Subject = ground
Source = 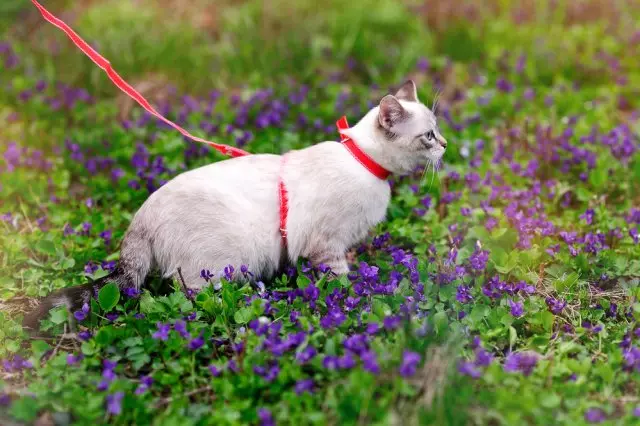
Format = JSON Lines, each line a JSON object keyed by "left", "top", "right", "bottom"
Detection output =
{"left": 1, "top": 0, "right": 640, "bottom": 425}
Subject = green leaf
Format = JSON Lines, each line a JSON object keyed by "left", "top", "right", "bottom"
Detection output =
{"left": 98, "top": 283, "right": 120, "bottom": 312}
{"left": 36, "top": 240, "right": 57, "bottom": 256}
{"left": 10, "top": 397, "right": 39, "bottom": 422}
{"left": 81, "top": 341, "right": 96, "bottom": 356}
{"left": 49, "top": 307, "right": 68, "bottom": 325}
{"left": 509, "top": 326, "right": 517, "bottom": 347}
{"left": 31, "top": 340, "right": 51, "bottom": 359}
{"left": 60, "top": 257, "right": 76, "bottom": 270}
{"left": 233, "top": 307, "right": 253, "bottom": 324}
{"left": 588, "top": 162, "right": 607, "bottom": 190}
{"left": 554, "top": 272, "right": 579, "bottom": 291}
{"left": 539, "top": 392, "right": 561, "bottom": 408}
{"left": 95, "top": 327, "right": 115, "bottom": 346}
{"left": 432, "top": 311, "right": 448, "bottom": 333}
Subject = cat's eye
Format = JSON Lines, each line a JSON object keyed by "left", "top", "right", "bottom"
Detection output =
{"left": 425, "top": 130, "right": 435, "bottom": 141}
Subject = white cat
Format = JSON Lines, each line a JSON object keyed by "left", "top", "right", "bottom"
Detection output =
{"left": 24, "top": 80, "right": 447, "bottom": 328}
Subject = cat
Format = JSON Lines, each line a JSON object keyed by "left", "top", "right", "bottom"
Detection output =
{"left": 23, "top": 80, "right": 447, "bottom": 329}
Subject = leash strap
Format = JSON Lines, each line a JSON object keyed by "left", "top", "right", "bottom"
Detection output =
{"left": 31, "top": 0, "right": 250, "bottom": 158}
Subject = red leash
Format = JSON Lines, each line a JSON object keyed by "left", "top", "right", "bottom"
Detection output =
{"left": 31, "top": 0, "right": 391, "bottom": 250}
{"left": 31, "top": 0, "right": 249, "bottom": 158}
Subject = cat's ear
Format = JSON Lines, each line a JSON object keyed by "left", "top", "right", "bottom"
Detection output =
{"left": 378, "top": 95, "right": 408, "bottom": 130}
{"left": 395, "top": 80, "right": 419, "bottom": 103}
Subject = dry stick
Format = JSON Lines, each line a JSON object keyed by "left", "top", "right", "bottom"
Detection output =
{"left": 51, "top": 323, "right": 68, "bottom": 358}
{"left": 154, "top": 385, "right": 213, "bottom": 408}
{"left": 176, "top": 267, "right": 190, "bottom": 297}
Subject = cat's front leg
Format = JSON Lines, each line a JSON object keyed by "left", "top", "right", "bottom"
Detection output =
{"left": 309, "top": 247, "right": 349, "bottom": 276}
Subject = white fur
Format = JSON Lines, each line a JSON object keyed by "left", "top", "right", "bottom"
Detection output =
{"left": 121, "top": 81, "right": 446, "bottom": 289}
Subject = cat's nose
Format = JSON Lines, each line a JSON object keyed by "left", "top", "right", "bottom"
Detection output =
{"left": 438, "top": 137, "right": 448, "bottom": 149}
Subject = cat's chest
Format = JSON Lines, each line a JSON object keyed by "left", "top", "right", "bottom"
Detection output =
{"left": 325, "top": 176, "right": 390, "bottom": 227}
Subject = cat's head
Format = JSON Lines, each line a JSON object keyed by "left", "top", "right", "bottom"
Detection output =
{"left": 347, "top": 80, "right": 447, "bottom": 175}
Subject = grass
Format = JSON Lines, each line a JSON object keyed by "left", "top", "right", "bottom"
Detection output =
{"left": 1, "top": 0, "right": 640, "bottom": 424}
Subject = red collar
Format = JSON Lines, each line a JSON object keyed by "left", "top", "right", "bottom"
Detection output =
{"left": 336, "top": 116, "right": 391, "bottom": 180}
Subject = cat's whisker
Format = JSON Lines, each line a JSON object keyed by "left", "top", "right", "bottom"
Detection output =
{"left": 432, "top": 88, "right": 442, "bottom": 115}
{"left": 419, "top": 160, "right": 431, "bottom": 187}
{"left": 428, "top": 159, "right": 437, "bottom": 190}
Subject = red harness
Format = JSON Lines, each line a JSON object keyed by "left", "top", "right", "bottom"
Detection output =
{"left": 32, "top": 0, "right": 391, "bottom": 248}
{"left": 278, "top": 117, "right": 390, "bottom": 246}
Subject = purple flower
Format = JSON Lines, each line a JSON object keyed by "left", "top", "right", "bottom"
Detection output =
{"left": 474, "top": 348, "right": 493, "bottom": 367}
{"left": 106, "top": 391, "right": 124, "bottom": 415}
{"left": 81, "top": 222, "right": 92, "bottom": 235}
{"left": 78, "top": 330, "right": 93, "bottom": 341}
{"left": 152, "top": 322, "right": 171, "bottom": 341}
{"left": 99, "top": 229, "right": 112, "bottom": 245}
{"left": 66, "top": 353, "right": 83, "bottom": 366}
{"left": 343, "top": 334, "right": 368, "bottom": 356}
{"left": 323, "top": 355, "right": 339, "bottom": 370}
{"left": 187, "top": 334, "right": 205, "bottom": 351}
{"left": 320, "top": 308, "right": 346, "bottom": 329}
{"left": 338, "top": 353, "right": 356, "bottom": 369}
{"left": 545, "top": 297, "right": 567, "bottom": 315}
{"left": 0, "top": 393, "right": 10, "bottom": 406}
{"left": 105, "top": 312, "right": 119, "bottom": 322}
{"left": 296, "top": 346, "right": 317, "bottom": 364}
{"left": 240, "top": 264, "right": 253, "bottom": 277}
{"left": 2, "top": 356, "right": 33, "bottom": 372}
{"left": 584, "top": 408, "right": 606, "bottom": 423}
{"left": 344, "top": 296, "right": 361, "bottom": 311}
{"left": 456, "top": 285, "right": 473, "bottom": 303}
{"left": 224, "top": 265, "right": 235, "bottom": 281}
{"left": 227, "top": 359, "right": 239, "bottom": 373}
{"left": 496, "top": 77, "right": 513, "bottom": 93}
{"left": 458, "top": 361, "right": 481, "bottom": 379}
{"left": 366, "top": 322, "right": 380, "bottom": 335}
{"left": 469, "top": 249, "right": 489, "bottom": 271}
{"left": 135, "top": 375, "right": 153, "bottom": 395}
{"left": 84, "top": 262, "right": 99, "bottom": 275}
{"left": 200, "top": 269, "right": 214, "bottom": 282}
{"left": 623, "top": 347, "right": 640, "bottom": 372}
{"left": 294, "top": 379, "right": 314, "bottom": 395}
{"left": 504, "top": 351, "right": 539, "bottom": 376}
{"left": 101, "top": 261, "right": 117, "bottom": 272}
{"left": 258, "top": 408, "right": 274, "bottom": 426}
{"left": 97, "top": 360, "right": 117, "bottom": 391}
{"left": 580, "top": 209, "right": 595, "bottom": 225}
{"left": 633, "top": 406, "right": 640, "bottom": 417}
{"left": 123, "top": 287, "right": 139, "bottom": 298}
{"left": 253, "top": 362, "right": 280, "bottom": 382}
{"left": 399, "top": 351, "right": 421, "bottom": 377}
{"left": 361, "top": 350, "right": 380, "bottom": 374}
{"left": 73, "top": 303, "right": 90, "bottom": 321}
{"left": 508, "top": 299, "right": 524, "bottom": 317}
{"left": 416, "top": 57, "right": 429, "bottom": 72}
{"left": 208, "top": 365, "right": 222, "bottom": 377}
{"left": 174, "top": 320, "right": 190, "bottom": 338}
{"left": 383, "top": 315, "right": 401, "bottom": 330}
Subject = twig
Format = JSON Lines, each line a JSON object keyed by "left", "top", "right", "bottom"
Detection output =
{"left": 154, "top": 385, "right": 213, "bottom": 408}
{"left": 176, "top": 267, "right": 190, "bottom": 297}
{"left": 51, "top": 323, "right": 68, "bottom": 357}
{"left": 30, "top": 333, "right": 81, "bottom": 342}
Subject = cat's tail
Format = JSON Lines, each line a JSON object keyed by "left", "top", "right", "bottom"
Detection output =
{"left": 22, "top": 268, "right": 124, "bottom": 330}
{"left": 22, "top": 229, "right": 152, "bottom": 330}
